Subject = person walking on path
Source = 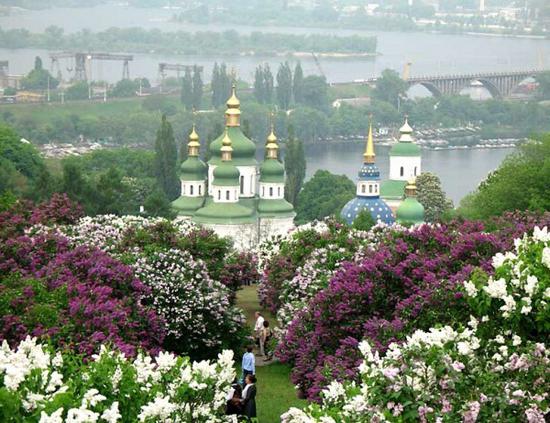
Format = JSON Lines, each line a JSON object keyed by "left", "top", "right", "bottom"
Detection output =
{"left": 254, "top": 312, "right": 264, "bottom": 347}
{"left": 241, "top": 374, "right": 257, "bottom": 422}
{"left": 259, "top": 320, "right": 272, "bottom": 358}
{"left": 242, "top": 346, "right": 255, "bottom": 381}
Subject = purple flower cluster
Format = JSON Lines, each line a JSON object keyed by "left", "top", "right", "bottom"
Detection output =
{"left": 276, "top": 216, "right": 550, "bottom": 401}
{"left": 0, "top": 200, "right": 164, "bottom": 357}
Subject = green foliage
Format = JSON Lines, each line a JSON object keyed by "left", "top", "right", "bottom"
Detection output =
{"left": 111, "top": 79, "right": 138, "bottom": 98}
{"left": 535, "top": 71, "right": 550, "bottom": 100}
{"left": 416, "top": 172, "right": 453, "bottom": 222}
{"left": 154, "top": 115, "right": 179, "bottom": 201}
{"left": 254, "top": 64, "right": 274, "bottom": 104}
{"left": 352, "top": 209, "right": 376, "bottom": 231}
{"left": 20, "top": 56, "right": 59, "bottom": 90}
{"left": 372, "top": 69, "right": 407, "bottom": 108}
{"left": 65, "top": 81, "right": 89, "bottom": 100}
{"left": 295, "top": 170, "right": 355, "bottom": 224}
{"left": 211, "top": 62, "right": 232, "bottom": 108}
{"left": 293, "top": 62, "right": 304, "bottom": 105}
{"left": 284, "top": 128, "right": 306, "bottom": 207}
{"left": 299, "top": 75, "right": 329, "bottom": 111}
{"left": 459, "top": 133, "right": 550, "bottom": 219}
{"left": 180, "top": 67, "right": 193, "bottom": 110}
{"left": 143, "top": 189, "right": 173, "bottom": 218}
{"left": 192, "top": 65, "right": 203, "bottom": 110}
{"left": 276, "top": 62, "right": 293, "bottom": 110}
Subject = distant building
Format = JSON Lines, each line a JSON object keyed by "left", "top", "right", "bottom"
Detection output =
{"left": 172, "top": 86, "right": 295, "bottom": 249}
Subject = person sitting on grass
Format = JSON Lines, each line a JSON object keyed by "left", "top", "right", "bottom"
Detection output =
{"left": 241, "top": 374, "right": 257, "bottom": 422}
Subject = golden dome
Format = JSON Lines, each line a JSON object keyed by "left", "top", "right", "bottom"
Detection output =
{"left": 225, "top": 83, "right": 241, "bottom": 127}
{"left": 226, "top": 83, "right": 240, "bottom": 109}
{"left": 187, "top": 124, "right": 200, "bottom": 156}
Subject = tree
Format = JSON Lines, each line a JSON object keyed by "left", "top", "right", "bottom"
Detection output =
{"left": 294, "top": 170, "right": 355, "bottom": 224}
{"left": 416, "top": 172, "right": 453, "bottom": 222}
{"left": 276, "top": 62, "right": 293, "bottom": 110}
{"left": 192, "top": 65, "right": 203, "bottom": 110}
{"left": 181, "top": 67, "right": 193, "bottom": 110}
{"left": 352, "top": 209, "right": 376, "bottom": 231}
{"left": 144, "top": 188, "right": 173, "bottom": 218}
{"left": 263, "top": 64, "right": 274, "bottom": 104}
{"left": 65, "top": 81, "right": 89, "bottom": 100}
{"left": 284, "top": 126, "right": 306, "bottom": 206}
{"left": 21, "top": 56, "right": 59, "bottom": 90}
{"left": 458, "top": 133, "right": 550, "bottom": 219}
{"left": 112, "top": 79, "right": 137, "bottom": 97}
{"left": 211, "top": 62, "right": 221, "bottom": 107}
{"left": 179, "top": 129, "right": 189, "bottom": 165}
{"left": 535, "top": 71, "right": 550, "bottom": 100}
{"left": 293, "top": 62, "right": 304, "bottom": 104}
{"left": 372, "top": 69, "right": 408, "bottom": 108}
{"left": 300, "top": 75, "right": 328, "bottom": 110}
{"left": 254, "top": 65, "right": 265, "bottom": 103}
{"left": 154, "top": 115, "right": 180, "bottom": 201}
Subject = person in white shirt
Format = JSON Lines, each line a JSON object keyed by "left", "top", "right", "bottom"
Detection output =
{"left": 254, "top": 312, "right": 264, "bottom": 348}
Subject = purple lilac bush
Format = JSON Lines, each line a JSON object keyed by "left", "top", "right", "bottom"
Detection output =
{"left": 277, "top": 214, "right": 550, "bottom": 401}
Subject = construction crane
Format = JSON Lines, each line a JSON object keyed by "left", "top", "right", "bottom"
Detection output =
{"left": 158, "top": 63, "right": 203, "bottom": 82}
{"left": 311, "top": 52, "right": 326, "bottom": 79}
{"left": 402, "top": 61, "right": 413, "bottom": 81}
{"left": 49, "top": 52, "right": 134, "bottom": 82}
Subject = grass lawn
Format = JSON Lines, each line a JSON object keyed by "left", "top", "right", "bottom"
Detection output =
{"left": 236, "top": 285, "right": 307, "bottom": 422}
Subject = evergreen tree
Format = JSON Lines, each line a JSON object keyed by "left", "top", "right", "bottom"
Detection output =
{"left": 211, "top": 62, "right": 221, "bottom": 107}
{"left": 154, "top": 115, "right": 179, "bottom": 201}
{"left": 263, "top": 64, "right": 274, "bottom": 104}
{"left": 284, "top": 125, "right": 306, "bottom": 206}
{"left": 181, "top": 68, "right": 193, "bottom": 110}
{"left": 219, "top": 63, "right": 231, "bottom": 104}
{"left": 276, "top": 62, "right": 293, "bottom": 110}
{"left": 254, "top": 65, "right": 265, "bottom": 103}
{"left": 293, "top": 62, "right": 304, "bottom": 104}
{"left": 179, "top": 130, "right": 189, "bottom": 165}
{"left": 192, "top": 65, "right": 203, "bottom": 110}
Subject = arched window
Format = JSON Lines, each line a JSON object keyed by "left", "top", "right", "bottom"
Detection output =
{"left": 198, "top": 185, "right": 202, "bottom": 195}
{"left": 278, "top": 187, "right": 281, "bottom": 196}
{"left": 218, "top": 190, "right": 221, "bottom": 200}
{"left": 369, "top": 185, "right": 373, "bottom": 193}
{"left": 361, "top": 185, "right": 366, "bottom": 193}
{"left": 375, "top": 185, "right": 378, "bottom": 193}
{"left": 269, "top": 187, "right": 273, "bottom": 197}
{"left": 400, "top": 166, "right": 404, "bottom": 177}
{"left": 190, "top": 185, "right": 194, "bottom": 195}
{"left": 240, "top": 176, "right": 244, "bottom": 194}
{"left": 414, "top": 166, "right": 417, "bottom": 176}
{"left": 226, "top": 190, "right": 230, "bottom": 200}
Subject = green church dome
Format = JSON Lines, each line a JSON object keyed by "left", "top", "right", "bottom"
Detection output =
{"left": 171, "top": 196, "right": 205, "bottom": 216}
{"left": 194, "top": 201, "right": 255, "bottom": 224}
{"left": 180, "top": 156, "right": 207, "bottom": 181}
{"left": 209, "top": 126, "right": 256, "bottom": 166}
{"left": 259, "top": 158, "right": 284, "bottom": 183}
{"left": 213, "top": 162, "right": 240, "bottom": 186}
{"left": 396, "top": 197, "right": 425, "bottom": 225}
{"left": 258, "top": 198, "right": 295, "bottom": 217}
{"left": 389, "top": 142, "right": 421, "bottom": 157}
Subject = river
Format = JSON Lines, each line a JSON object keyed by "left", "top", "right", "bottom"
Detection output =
{"left": 1, "top": 4, "right": 549, "bottom": 85}
{"left": 302, "top": 143, "right": 514, "bottom": 205}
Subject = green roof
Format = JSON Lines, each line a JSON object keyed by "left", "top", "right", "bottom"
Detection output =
{"left": 193, "top": 201, "right": 255, "bottom": 224}
{"left": 180, "top": 156, "right": 207, "bottom": 181}
{"left": 258, "top": 198, "right": 295, "bottom": 218}
{"left": 171, "top": 196, "right": 205, "bottom": 216}
{"left": 213, "top": 162, "right": 240, "bottom": 186}
{"left": 389, "top": 142, "right": 421, "bottom": 157}
{"left": 380, "top": 179, "right": 406, "bottom": 200}
{"left": 259, "top": 159, "right": 285, "bottom": 183}
{"left": 209, "top": 126, "right": 257, "bottom": 166}
{"left": 396, "top": 197, "right": 425, "bottom": 225}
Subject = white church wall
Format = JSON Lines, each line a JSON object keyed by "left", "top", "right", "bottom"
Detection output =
{"left": 389, "top": 156, "right": 421, "bottom": 181}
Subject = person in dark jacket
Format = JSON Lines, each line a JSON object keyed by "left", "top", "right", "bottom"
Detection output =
{"left": 240, "top": 374, "right": 257, "bottom": 421}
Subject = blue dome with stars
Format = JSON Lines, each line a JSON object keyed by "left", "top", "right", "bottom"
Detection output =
{"left": 359, "top": 162, "right": 380, "bottom": 180}
{"left": 341, "top": 196, "right": 395, "bottom": 226}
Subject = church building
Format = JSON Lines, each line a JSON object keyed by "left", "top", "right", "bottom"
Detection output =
{"left": 171, "top": 85, "right": 295, "bottom": 249}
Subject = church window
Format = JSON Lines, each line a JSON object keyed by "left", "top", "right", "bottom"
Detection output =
{"left": 262, "top": 186, "right": 265, "bottom": 197}
{"left": 369, "top": 185, "right": 373, "bottom": 193}
{"left": 269, "top": 187, "right": 273, "bottom": 197}
{"left": 414, "top": 166, "right": 417, "bottom": 176}
{"left": 198, "top": 185, "right": 202, "bottom": 195}
{"left": 400, "top": 167, "right": 404, "bottom": 177}
{"left": 218, "top": 190, "right": 221, "bottom": 200}
{"left": 190, "top": 185, "right": 194, "bottom": 195}
{"left": 375, "top": 185, "right": 378, "bottom": 193}
{"left": 361, "top": 185, "right": 366, "bottom": 193}
{"left": 240, "top": 176, "right": 244, "bottom": 194}
{"left": 226, "top": 190, "right": 230, "bottom": 200}
{"left": 278, "top": 187, "right": 281, "bottom": 196}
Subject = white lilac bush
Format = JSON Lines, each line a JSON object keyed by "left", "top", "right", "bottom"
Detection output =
{"left": 281, "top": 227, "right": 550, "bottom": 422}
{"left": 0, "top": 337, "right": 237, "bottom": 422}
{"left": 134, "top": 249, "right": 246, "bottom": 356}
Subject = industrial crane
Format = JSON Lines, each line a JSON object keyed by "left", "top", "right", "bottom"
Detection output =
{"left": 49, "top": 52, "right": 134, "bottom": 82}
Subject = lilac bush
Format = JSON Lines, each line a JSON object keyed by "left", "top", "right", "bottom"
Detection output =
{"left": 282, "top": 228, "right": 550, "bottom": 422}
{"left": 276, "top": 213, "right": 550, "bottom": 401}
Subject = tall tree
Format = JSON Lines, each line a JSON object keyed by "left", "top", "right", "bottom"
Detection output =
{"left": 181, "top": 67, "right": 193, "bottom": 110}
{"left": 372, "top": 69, "right": 408, "bottom": 108}
{"left": 293, "top": 62, "right": 304, "bottom": 104}
{"left": 154, "top": 115, "right": 179, "bottom": 201}
{"left": 211, "top": 62, "right": 221, "bottom": 107}
{"left": 301, "top": 75, "right": 329, "bottom": 110}
{"left": 263, "top": 64, "right": 274, "bottom": 104}
{"left": 192, "top": 65, "right": 203, "bottom": 110}
{"left": 219, "top": 63, "right": 231, "bottom": 104}
{"left": 415, "top": 172, "right": 453, "bottom": 222}
{"left": 254, "top": 66, "right": 265, "bottom": 103}
{"left": 276, "top": 62, "right": 293, "bottom": 110}
{"left": 284, "top": 125, "right": 306, "bottom": 206}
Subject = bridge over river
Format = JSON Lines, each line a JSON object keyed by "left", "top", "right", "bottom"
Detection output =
{"left": 338, "top": 70, "right": 548, "bottom": 99}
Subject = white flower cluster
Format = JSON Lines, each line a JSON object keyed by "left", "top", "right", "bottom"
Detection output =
{"left": 0, "top": 338, "right": 236, "bottom": 423}
{"left": 133, "top": 249, "right": 244, "bottom": 351}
